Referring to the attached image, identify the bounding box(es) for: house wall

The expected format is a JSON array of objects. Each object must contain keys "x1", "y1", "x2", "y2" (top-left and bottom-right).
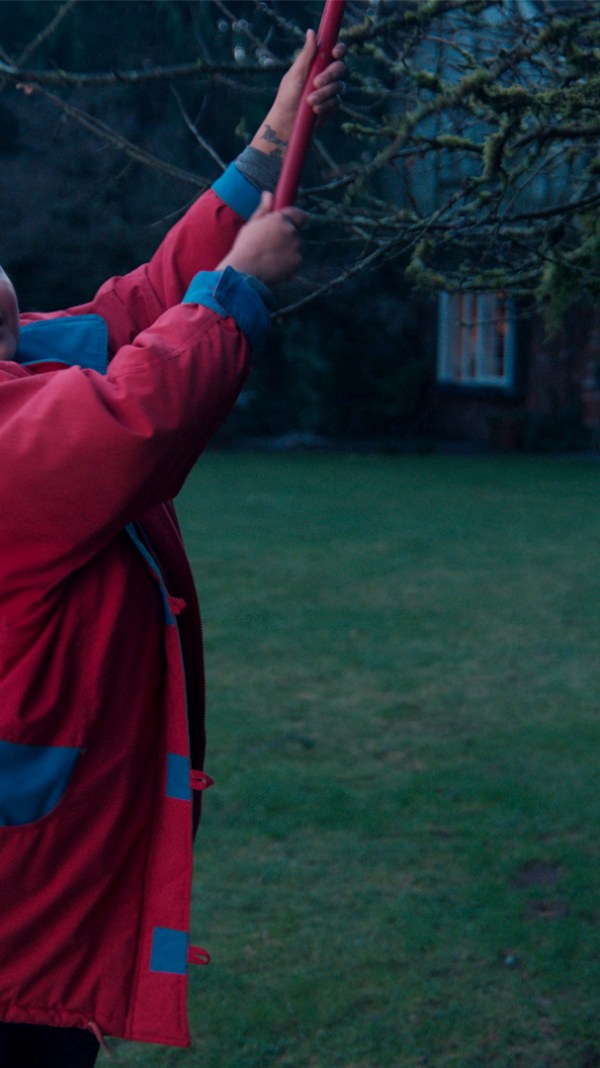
[
  {"x1": 427, "y1": 304, "x2": 600, "y2": 450},
  {"x1": 427, "y1": 389, "x2": 525, "y2": 449}
]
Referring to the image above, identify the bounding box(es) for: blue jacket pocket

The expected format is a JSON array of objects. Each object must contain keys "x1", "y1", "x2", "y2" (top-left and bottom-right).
[{"x1": 0, "y1": 739, "x2": 81, "y2": 826}]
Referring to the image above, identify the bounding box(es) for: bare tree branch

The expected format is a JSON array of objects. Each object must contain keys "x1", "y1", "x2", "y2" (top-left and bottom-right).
[
  {"x1": 275, "y1": 235, "x2": 410, "y2": 318},
  {"x1": 5, "y1": 0, "x2": 600, "y2": 320},
  {"x1": 170, "y1": 87, "x2": 227, "y2": 172},
  {"x1": 0, "y1": 58, "x2": 283, "y2": 89},
  {"x1": 16, "y1": 0, "x2": 80, "y2": 68},
  {"x1": 30, "y1": 86, "x2": 207, "y2": 188}
]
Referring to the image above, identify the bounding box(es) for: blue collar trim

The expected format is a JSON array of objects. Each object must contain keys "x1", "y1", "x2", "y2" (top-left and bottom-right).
[{"x1": 16, "y1": 315, "x2": 109, "y2": 373}]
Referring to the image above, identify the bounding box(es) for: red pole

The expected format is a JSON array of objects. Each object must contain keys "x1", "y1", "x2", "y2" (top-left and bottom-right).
[{"x1": 273, "y1": 0, "x2": 346, "y2": 210}]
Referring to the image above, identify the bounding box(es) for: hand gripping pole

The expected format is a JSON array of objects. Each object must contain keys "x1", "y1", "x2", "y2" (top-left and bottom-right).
[{"x1": 273, "y1": 0, "x2": 346, "y2": 210}]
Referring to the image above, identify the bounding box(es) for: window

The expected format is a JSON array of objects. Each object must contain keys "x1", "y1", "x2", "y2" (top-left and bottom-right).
[{"x1": 437, "y1": 291, "x2": 516, "y2": 388}]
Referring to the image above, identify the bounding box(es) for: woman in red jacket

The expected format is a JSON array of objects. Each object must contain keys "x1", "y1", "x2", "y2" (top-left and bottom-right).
[{"x1": 0, "y1": 33, "x2": 345, "y2": 1068}]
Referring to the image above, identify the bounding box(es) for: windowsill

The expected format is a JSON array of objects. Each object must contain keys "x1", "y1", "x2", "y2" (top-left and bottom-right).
[{"x1": 435, "y1": 380, "x2": 519, "y2": 400}]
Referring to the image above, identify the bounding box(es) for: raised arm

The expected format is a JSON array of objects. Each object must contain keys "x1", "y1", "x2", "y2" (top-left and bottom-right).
[
  {"x1": 3, "y1": 188, "x2": 311, "y2": 593},
  {"x1": 249, "y1": 30, "x2": 346, "y2": 163},
  {"x1": 22, "y1": 33, "x2": 346, "y2": 355}
]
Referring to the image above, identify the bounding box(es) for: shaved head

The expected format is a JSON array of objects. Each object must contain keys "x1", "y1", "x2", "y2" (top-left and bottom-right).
[{"x1": 0, "y1": 268, "x2": 19, "y2": 361}]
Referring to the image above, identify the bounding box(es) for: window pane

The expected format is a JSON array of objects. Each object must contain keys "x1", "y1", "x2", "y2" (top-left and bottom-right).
[{"x1": 437, "y1": 291, "x2": 515, "y2": 388}]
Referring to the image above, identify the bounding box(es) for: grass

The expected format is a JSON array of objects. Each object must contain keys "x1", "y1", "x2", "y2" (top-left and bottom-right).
[{"x1": 109, "y1": 452, "x2": 600, "y2": 1068}]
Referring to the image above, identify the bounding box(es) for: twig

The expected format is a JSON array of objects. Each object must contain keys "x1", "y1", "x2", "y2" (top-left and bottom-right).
[
  {"x1": 214, "y1": 0, "x2": 278, "y2": 65},
  {"x1": 256, "y1": 3, "x2": 306, "y2": 45},
  {"x1": 16, "y1": 0, "x2": 80, "y2": 67},
  {"x1": 0, "y1": 58, "x2": 282, "y2": 88},
  {"x1": 33, "y1": 87, "x2": 207, "y2": 188},
  {"x1": 170, "y1": 87, "x2": 227, "y2": 172},
  {"x1": 275, "y1": 236, "x2": 406, "y2": 318}
]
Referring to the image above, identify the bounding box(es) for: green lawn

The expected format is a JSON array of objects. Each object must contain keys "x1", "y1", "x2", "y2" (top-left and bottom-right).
[{"x1": 110, "y1": 452, "x2": 600, "y2": 1068}]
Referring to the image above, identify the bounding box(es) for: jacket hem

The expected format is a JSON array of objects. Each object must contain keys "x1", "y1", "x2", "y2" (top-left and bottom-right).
[{"x1": 0, "y1": 1002, "x2": 191, "y2": 1048}]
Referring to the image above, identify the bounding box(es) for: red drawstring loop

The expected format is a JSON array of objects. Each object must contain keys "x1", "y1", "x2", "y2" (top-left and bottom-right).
[
  {"x1": 190, "y1": 770, "x2": 214, "y2": 792},
  {"x1": 167, "y1": 595, "x2": 187, "y2": 616},
  {"x1": 87, "y1": 1021, "x2": 114, "y2": 1057},
  {"x1": 188, "y1": 945, "x2": 211, "y2": 966}
]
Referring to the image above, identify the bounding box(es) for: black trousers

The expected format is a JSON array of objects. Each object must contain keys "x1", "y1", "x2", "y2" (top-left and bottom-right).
[{"x1": 0, "y1": 1023, "x2": 99, "y2": 1068}]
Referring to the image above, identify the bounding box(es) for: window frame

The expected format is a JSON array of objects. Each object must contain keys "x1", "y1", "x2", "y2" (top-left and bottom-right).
[{"x1": 437, "y1": 290, "x2": 517, "y2": 390}]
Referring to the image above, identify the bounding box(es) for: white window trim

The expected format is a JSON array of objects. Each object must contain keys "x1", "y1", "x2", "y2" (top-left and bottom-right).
[{"x1": 437, "y1": 291, "x2": 516, "y2": 389}]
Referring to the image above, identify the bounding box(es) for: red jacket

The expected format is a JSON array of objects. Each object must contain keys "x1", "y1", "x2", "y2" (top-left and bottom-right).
[{"x1": 0, "y1": 166, "x2": 264, "y2": 1047}]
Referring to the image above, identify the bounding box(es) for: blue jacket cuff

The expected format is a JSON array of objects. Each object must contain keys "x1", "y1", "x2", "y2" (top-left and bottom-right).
[
  {"x1": 212, "y1": 162, "x2": 262, "y2": 221},
  {"x1": 183, "y1": 267, "x2": 270, "y2": 350}
]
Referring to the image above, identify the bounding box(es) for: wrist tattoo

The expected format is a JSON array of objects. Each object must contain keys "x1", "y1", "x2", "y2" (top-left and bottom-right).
[{"x1": 261, "y1": 124, "x2": 288, "y2": 161}]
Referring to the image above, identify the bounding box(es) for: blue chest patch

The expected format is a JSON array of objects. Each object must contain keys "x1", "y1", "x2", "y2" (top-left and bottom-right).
[{"x1": 16, "y1": 315, "x2": 109, "y2": 373}]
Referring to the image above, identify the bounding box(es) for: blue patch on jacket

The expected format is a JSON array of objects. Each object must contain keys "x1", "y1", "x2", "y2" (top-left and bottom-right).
[
  {"x1": 16, "y1": 315, "x2": 109, "y2": 373},
  {"x1": 0, "y1": 739, "x2": 82, "y2": 826},
  {"x1": 150, "y1": 927, "x2": 189, "y2": 975},
  {"x1": 166, "y1": 753, "x2": 192, "y2": 801}
]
